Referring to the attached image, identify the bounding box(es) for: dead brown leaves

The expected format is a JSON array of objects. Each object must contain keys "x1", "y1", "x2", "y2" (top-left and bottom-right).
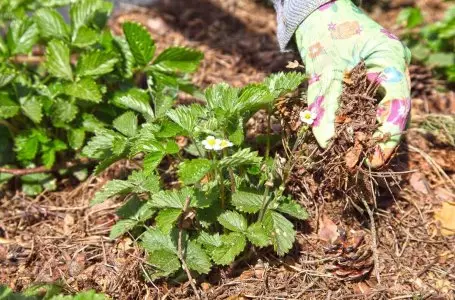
[{"x1": 434, "y1": 202, "x2": 455, "y2": 236}]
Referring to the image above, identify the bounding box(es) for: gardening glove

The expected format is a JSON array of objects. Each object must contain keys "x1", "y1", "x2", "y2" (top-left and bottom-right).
[{"x1": 293, "y1": 0, "x2": 412, "y2": 168}]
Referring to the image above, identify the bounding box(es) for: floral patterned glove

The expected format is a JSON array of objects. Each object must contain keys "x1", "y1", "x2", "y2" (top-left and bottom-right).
[{"x1": 295, "y1": 0, "x2": 411, "y2": 168}]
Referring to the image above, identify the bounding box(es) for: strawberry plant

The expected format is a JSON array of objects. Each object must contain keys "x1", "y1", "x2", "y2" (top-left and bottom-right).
[
  {"x1": 397, "y1": 5, "x2": 455, "y2": 82},
  {"x1": 0, "y1": 0, "x2": 203, "y2": 194},
  {"x1": 86, "y1": 71, "x2": 309, "y2": 282},
  {"x1": 0, "y1": 284, "x2": 107, "y2": 300}
]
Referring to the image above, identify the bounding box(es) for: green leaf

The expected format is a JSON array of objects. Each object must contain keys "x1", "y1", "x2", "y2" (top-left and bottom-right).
[
  {"x1": 231, "y1": 190, "x2": 263, "y2": 213},
  {"x1": 123, "y1": 21, "x2": 155, "y2": 66},
  {"x1": 236, "y1": 84, "x2": 274, "y2": 112},
  {"x1": 397, "y1": 7, "x2": 423, "y2": 29},
  {"x1": 14, "y1": 131, "x2": 42, "y2": 162},
  {"x1": 112, "y1": 135, "x2": 128, "y2": 155},
  {"x1": 141, "y1": 228, "x2": 177, "y2": 253},
  {"x1": 20, "y1": 96, "x2": 42, "y2": 123},
  {"x1": 70, "y1": 0, "x2": 104, "y2": 31},
  {"x1": 153, "y1": 47, "x2": 203, "y2": 73},
  {"x1": 0, "y1": 285, "x2": 13, "y2": 299},
  {"x1": 217, "y1": 211, "x2": 248, "y2": 233},
  {"x1": 45, "y1": 39, "x2": 73, "y2": 81},
  {"x1": 109, "y1": 219, "x2": 137, "y2": 239},
  {"x1": 73, "y1": 290, "x2": 108, "y2": 300},
  {"x1": 115, "y1": 194, "x2": 156, "y2": 221},
  {"x1": 82, "y1": 113, "x2": 105, "y2": 132},
  {"x1": 22, "y1": 183, "x2": 43, "y2": 196},
  {"x1": 64, "y1": 77, "x2": 102, "y2": 102},
  {"x1": 35, "y1": 8, "x2": 70, "y2": 40},
  {"x1": 276, "y1": 197, "x2": 309, "y2": 220},
  {"x1": 148, "y1": 70, "x2": 179, "y2": 92},
  {"x1": 246, "y1": 222, "x2": 270, "y2": 247},
  {"x1": 0, "y1": 93, "x2": 19, "y2": 118},
  {"x1": 113, "y1": 111, "x2": 138, "y2": 137},
  {"x1": 136, "y1": 203, "x2": 156, "y2": 222},
  {"x1": 21, "y1": 172, "x2": 55, "y2": 195},
  {"x1": 7, "y1": 19, "x2": 39, "y2": 55},
  {"x1": 186, "y1": 240, "x2": 211, "y2": 274},
  {"x1": 22, "y1": 283, "x2": 62, "y2": 298},
  {"x1": 0, "y1": 67, "x2": 16, "y2": 88},
  {"x1": 165, "y1": 140, "x2": 179, "y2": 154},
  {"x1": 116, "y1": 195, "x2": 144, "y2": 219},
  {"x1": 197, "y1": 231, "x2": 222, "y2": 248},
  {"x1": 143, "y1": 151, "x2": 165, "y2": 174},
  {"x1": 178, "y1": 158, "x2": 212, "y2": 185},
  {"x1": 147, "y1": 249, "x2": 180, "y2": 279},
  {"x1": 410, "y1": 44, "x2": 431, "y2": 62},
  {"x1": 227, "y1": 118, "x2": 244, "y2": 146},
  {"x1": 113, "y1": 36, "x2": 134, "y2": 78},
  {"x1": 76, "y1": 50, "x2": 118, "y2": 77},
  {"x1": 51, "y1": 99, "x2": 79, "y2": 125},
  {"x1": 166, "y1": 104, "x2": 206, "y2": 134},
  {"x1": 264, "y1": 72, "x2": 306, "y2": 98},
  {"x1": 112, "y1": 88, "x2": 154, "y2": 120},
  {"x1": 219, "y1": 148, "x2": 262, "y2": 168},
  {"x1": 82, "y1": 129, "x2": 117, "y2": 158},
  {"x1": 205, "y1": 83, "x2": 238, "y2": 114},
  {"x1": 41, "y1": 139, "x2": 67, "y2": 168},
  {"x1": 155, "y1": 121, "x2": 182, "y2": 138},
  {"x1": 211, "y1": 233, "x2": 246, "y2": 265},
  {"x1": 155, "y1": 208, "x2": 181, "y2": 233},
  {"x1": 263, "y1": 211, "x2": 295, "y2": 256},
  {"x1": 72, "y1": 25, "x2": 98, "y2": 47},
  {"x1": 150, "y1": 188, "x2": 192, "y2": 209},
  {"x1": 91, "y1": 179, "x2": 133, "y2": 205},
  {"x1": 153, "y1": 93, "x2": 175, "y2": 119},
  {"x1": 427, "y1": 52, "x2": 455, "y2": 67}
]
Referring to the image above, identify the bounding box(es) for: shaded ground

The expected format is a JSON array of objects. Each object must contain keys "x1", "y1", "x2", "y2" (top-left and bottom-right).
[{"x1": 1, "y1": 0, "x2": 455, "y2": 299}]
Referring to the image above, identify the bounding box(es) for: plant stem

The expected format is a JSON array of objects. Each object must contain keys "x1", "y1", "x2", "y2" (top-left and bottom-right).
[
  {"x1": 258, "y1": 184, "x2": 271, "y2": 222},
  {"x1": 190, "y1": 137, "x2": 203, "y2": 157},
  {"x1": 265, "y1": 107, "x2": 272, "y2": 159},
  {"x1": 223, "y1": 148, "x2": 236, "y2": 193},
  {"x1": 217, "y1": 164, "x2": 226, "y2": 209},
  {"x1": 177, "y1": 196, "x2": 201, "y2": 300},
  {"x1": 0, "y1": 119, "x2": 19, "y2": 136}
]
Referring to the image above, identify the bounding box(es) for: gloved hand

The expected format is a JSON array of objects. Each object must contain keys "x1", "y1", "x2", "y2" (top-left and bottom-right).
[{"x1": 295, "y1": 0, "x2": 411, "y2": 168}]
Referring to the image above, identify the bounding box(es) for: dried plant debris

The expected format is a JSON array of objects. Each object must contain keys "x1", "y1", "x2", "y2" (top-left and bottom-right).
[
  {"x1": 275, "y1": 87, "x2": 307, "y2": 135},
  {"x1": 282, "y1": 62, "x2": 400, "y2": 205}
]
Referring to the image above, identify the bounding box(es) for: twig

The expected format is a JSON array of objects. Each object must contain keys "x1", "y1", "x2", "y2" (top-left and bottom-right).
[
  {"x1": 10, "y1": 55, "x2": 44, "y2": 64},
  {"x1": 408, "y1": 144, "x2": 455, "y2": 189},
  {"x1": 177, "y1": 196, "x2": 201, "y2": 300},
  {"x1": 361, "y1": 196, "x2": 380, "y2": 284},
  {"x1": 0, "y1": 158, "x2": 93, "y2": 176}
]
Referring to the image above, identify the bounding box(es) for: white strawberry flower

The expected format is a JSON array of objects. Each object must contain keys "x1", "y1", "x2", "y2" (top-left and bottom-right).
[
  {"x1": 218, "y1": 139, "x2": 233, "y2": 150},
  {"x1": 202, "y1": 135, "x2": 218, "y2": 150},
  {"x1": 300, "y1": 109, "x2": 317, "y2": 125},
  {"x1": 202, "y1": 136, "x2": 234, "y2": 151}
]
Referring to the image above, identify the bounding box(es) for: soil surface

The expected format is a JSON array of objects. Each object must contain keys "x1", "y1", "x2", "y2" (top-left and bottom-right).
[{"x1": 1, "y1": 0, "x2": 455, "y2": 299}]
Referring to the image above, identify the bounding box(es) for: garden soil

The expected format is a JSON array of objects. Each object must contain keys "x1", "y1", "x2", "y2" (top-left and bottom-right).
[{"x1": 1, "y1": 0, "x2": 455, "y2": 299}]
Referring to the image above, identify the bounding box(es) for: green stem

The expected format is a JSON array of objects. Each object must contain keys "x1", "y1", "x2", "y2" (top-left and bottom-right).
[
  {"x1": 190, "y1": 137, "x2": 203, "y2": 157},
  {"x1": 258, "y1": 184, "x2": 271, "y2": 222},
  {"x1": 0, "y1": 119, "x2": 19, "y2": 136},
  {"x1": 265, "y1": 107, "x2": 272, "y2": 159},
  {"x1": 223, "y1": 148, "x2": 236, "y2": 193},
  {"x1": 215, "y1": 163, "x2": 226, "y2": 209}
]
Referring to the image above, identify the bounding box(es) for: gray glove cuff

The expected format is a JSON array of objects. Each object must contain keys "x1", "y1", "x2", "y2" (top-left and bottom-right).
[{"x1": 273, "y1": 0, "x2": 333, "y2": 51}]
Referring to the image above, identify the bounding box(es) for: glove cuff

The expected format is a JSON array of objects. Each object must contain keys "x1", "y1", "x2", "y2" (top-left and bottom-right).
[{"x1": 273, "y1": 0, "x2": 334, "y2": 51}]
